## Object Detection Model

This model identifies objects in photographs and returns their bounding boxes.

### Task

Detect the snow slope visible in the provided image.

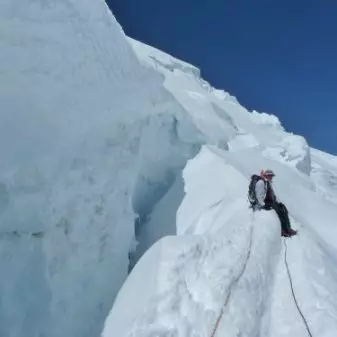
[104,145,337,337]
[0,1,151,336]
[310,148,337,204]
[1,1,337,337]
[0,1,203,336]
[103,24,337,337]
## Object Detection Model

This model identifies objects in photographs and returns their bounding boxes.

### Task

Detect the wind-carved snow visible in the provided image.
[250,110,284,129]
[0,0,154,335]
[310,148,337,204]
[127,37,201,78]
[129,112,203,267]
[0,1,241,336]
[104,145,337,337]
[0,1,206,336]
[262,134,311,175]
[103,148,282,337]
[2,1,337,337]
[108,12,337,337]
[102,147,277,336]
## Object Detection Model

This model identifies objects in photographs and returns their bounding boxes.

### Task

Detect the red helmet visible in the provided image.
[260,169,275,178]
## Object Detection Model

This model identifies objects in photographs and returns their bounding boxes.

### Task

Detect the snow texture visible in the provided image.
[0,1,200,336]
[104,19,337,337]
[1,1,337,337]
[104,146,337,337]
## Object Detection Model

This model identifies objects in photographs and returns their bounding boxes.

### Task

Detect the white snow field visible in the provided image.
[104,146,337,337]
[0,1,336,337]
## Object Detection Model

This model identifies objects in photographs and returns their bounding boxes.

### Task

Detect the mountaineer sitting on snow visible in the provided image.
[248,169,297,237]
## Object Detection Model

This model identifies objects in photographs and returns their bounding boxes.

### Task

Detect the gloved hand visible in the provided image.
[258,202,265,209]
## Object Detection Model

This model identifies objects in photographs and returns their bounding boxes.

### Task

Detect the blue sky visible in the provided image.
[109,0,337,154]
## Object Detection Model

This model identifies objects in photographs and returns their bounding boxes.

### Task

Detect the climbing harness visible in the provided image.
[209,227,253,337]
[283,238,314,337]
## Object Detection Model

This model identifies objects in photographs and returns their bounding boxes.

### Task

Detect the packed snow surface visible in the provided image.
[1,1,337,337]
[104,15,337,337]
[104,146,337,337]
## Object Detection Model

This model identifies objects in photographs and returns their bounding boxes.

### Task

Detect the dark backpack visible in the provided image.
[248,174,264,207]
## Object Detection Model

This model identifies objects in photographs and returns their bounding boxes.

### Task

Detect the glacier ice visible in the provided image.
[1,1,337,337]
[0,1,203,336]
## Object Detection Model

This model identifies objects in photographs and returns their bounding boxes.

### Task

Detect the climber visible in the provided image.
[248,169,297,237]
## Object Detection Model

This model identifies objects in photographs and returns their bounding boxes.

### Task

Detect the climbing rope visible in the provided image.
[209,228,253,337]
[283,238,314,337]
[0,230,44,238]
[209,290,232,337]
[210,232,314,337]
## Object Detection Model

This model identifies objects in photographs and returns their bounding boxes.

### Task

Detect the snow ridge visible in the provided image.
[1,1,337,337]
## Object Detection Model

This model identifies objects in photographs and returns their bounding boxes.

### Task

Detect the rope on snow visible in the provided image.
[0,230,44,238]
[209,228,314,337]
[283,238,314,337]
[209,226,253,337]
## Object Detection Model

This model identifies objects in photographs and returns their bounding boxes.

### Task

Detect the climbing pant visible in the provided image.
[264,202,291,232]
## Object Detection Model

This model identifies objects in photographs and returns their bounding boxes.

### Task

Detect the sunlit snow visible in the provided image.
[0,1,336,337]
